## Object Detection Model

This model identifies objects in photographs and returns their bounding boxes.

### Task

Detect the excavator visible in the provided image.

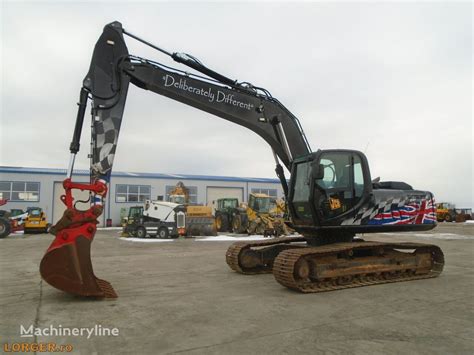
[40,22,444,298]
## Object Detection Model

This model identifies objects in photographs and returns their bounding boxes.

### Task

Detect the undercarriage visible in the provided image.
[226,236,444,292]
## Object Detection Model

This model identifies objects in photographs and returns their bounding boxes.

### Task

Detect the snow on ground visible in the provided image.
[410,233,474,240]
[465,220,474,224]
[196,234,301,242]
[382,232,473,240]
[197,235,268,242]
[197,234,303,241]
[119,235,274,243]
[118,234,302,243]
[119,237,175,243]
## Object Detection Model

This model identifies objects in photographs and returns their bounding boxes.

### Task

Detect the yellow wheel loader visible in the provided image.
[231,193,290,236]
[436,202,456,222]
[24,207,50,234]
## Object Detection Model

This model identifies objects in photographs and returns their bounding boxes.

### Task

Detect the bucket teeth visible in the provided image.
[95,278,118,298]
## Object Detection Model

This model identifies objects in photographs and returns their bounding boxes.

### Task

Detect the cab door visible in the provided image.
[289,159,314,225]
[311,150,370,225]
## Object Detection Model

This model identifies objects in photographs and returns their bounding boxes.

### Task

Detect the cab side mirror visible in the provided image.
[312,163,324,180]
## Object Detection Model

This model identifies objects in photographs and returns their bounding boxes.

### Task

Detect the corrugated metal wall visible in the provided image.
[0,169,284,227]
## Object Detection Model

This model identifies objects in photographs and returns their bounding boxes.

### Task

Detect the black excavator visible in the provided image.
[40,22,443,298]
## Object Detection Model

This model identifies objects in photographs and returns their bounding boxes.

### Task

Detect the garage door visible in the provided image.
[206,187,244,212]
[53,182,105,226]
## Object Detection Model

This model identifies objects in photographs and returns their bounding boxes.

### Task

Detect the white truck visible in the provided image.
[124,200,186,238]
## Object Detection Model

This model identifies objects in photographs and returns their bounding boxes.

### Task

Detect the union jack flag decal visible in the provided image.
[368,197,437,225]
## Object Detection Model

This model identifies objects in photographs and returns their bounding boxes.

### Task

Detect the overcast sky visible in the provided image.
[0,1,472,207]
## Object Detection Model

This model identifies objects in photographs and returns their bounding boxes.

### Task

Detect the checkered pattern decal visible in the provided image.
[91,111,122,178]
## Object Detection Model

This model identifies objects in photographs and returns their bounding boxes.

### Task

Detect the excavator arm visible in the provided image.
[40,21,311,298]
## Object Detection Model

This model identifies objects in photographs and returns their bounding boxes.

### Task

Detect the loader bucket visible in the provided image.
[40,204,117,298]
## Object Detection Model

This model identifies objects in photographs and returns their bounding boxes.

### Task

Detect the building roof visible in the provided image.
[0,166,281,184]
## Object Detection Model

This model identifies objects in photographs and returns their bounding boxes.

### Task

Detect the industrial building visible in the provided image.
[0,166,284,226]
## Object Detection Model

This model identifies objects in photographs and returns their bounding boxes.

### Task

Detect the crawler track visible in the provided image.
[225,236,307,274]
[273,242,444,293]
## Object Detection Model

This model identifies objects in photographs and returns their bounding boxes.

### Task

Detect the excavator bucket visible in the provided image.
[40,179,117,298]
[40,231,116,298]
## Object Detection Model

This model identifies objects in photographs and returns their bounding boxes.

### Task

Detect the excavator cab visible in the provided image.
[289,150,371,228]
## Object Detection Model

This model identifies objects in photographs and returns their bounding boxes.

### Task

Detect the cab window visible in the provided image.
[293,162,311,202]
[353,155,364,198]
[313,152,366,220]
[291,161,312,221]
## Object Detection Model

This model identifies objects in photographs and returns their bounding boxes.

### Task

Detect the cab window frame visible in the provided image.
[289,150,372,225]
